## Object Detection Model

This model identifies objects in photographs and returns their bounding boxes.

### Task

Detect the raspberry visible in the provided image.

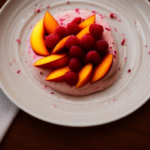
[64,71,78,86]
[96,39,109,56]
[67,22,80,35]
[89,24,104,39]
[87,50,101,65]
[69,46,84,58]
[69,58,82,72]
[55,26,67,39]
[45,34,60,49]
[72,17,83,24]
[80,35,95,50]
[65,35,80,49]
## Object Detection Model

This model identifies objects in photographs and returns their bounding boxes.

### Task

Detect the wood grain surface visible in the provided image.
[0,0,150,150]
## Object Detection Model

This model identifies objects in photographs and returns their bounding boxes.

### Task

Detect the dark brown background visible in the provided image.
[0,0,150,149]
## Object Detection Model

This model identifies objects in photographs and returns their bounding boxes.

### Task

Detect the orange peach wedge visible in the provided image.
[51,23,92,54]
[30,19,50,56]
[51,36,71,54]
[76,63,93,88]
[79,15,95,30]
[46,66,70,82]
[43,11,59,34]
[76,25,90,40]
[33,53,70,69]
[91,54,113,83]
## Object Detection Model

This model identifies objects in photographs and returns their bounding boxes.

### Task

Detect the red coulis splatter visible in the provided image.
[17,70,21,74]
[114,28,117,32]
[16,39,21,44]
[128,69,131,73]
[105,27,111,31]
[92,11,97,14]
[110,13,117,19]
[75,8,80,14]
[121,38,126,45]
[60,18,65,21]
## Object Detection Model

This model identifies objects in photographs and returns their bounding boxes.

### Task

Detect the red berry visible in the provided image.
[72,17,83,24]
[69,46,84,58]
[96,39,109,56]
[55,26,67,39]
[87,50,101,65]
[69,58,82,72]
[45,34,60,49]
[66,35,80,49]
[89,24,104,39]
[64,71,78,86]
[67,22,80,35]
[80,35,95,50]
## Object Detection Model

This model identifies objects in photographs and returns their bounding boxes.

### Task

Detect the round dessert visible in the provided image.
[31,10,119,96]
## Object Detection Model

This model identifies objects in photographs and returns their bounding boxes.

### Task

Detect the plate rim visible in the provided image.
[0,0,150,127]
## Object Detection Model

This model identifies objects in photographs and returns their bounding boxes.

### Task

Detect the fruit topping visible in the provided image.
[96,39,109,56]
[91,54,113,82]
[30,19,50,56]
[44,11,59,34]
[69,46,84,58]
[32,11,113,88]
[33,53,69,69]
[64,71,78,85]
[55,26,67,39]
[89,24,104,39]
[45,34,60,49]
[69,58,82,72]
[46,66,70,82]
[80,35,95,50]
[87,50,101,65]
[76,25,90,40]
[67,22,80,35]
[72,17,83,24]
[79,15,95,29]
[52,36,71,54]
[65,35,80,49]
[76,63,93,88]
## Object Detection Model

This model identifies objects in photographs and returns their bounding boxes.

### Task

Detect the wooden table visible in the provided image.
[0,0,150,149]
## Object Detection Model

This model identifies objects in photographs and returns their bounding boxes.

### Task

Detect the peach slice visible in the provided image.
[30,19,50,56]
[43,11,59,34]
[46,66,70,82]
[76,26,90,40]
[33,53,70,69]
[76,63,93,88]
[79,15,95,29]
[91,54,113,83]
[51,36,71,54]
[51,25,90,54]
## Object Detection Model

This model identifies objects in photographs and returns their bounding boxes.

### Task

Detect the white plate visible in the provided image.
[0,0,150,127]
